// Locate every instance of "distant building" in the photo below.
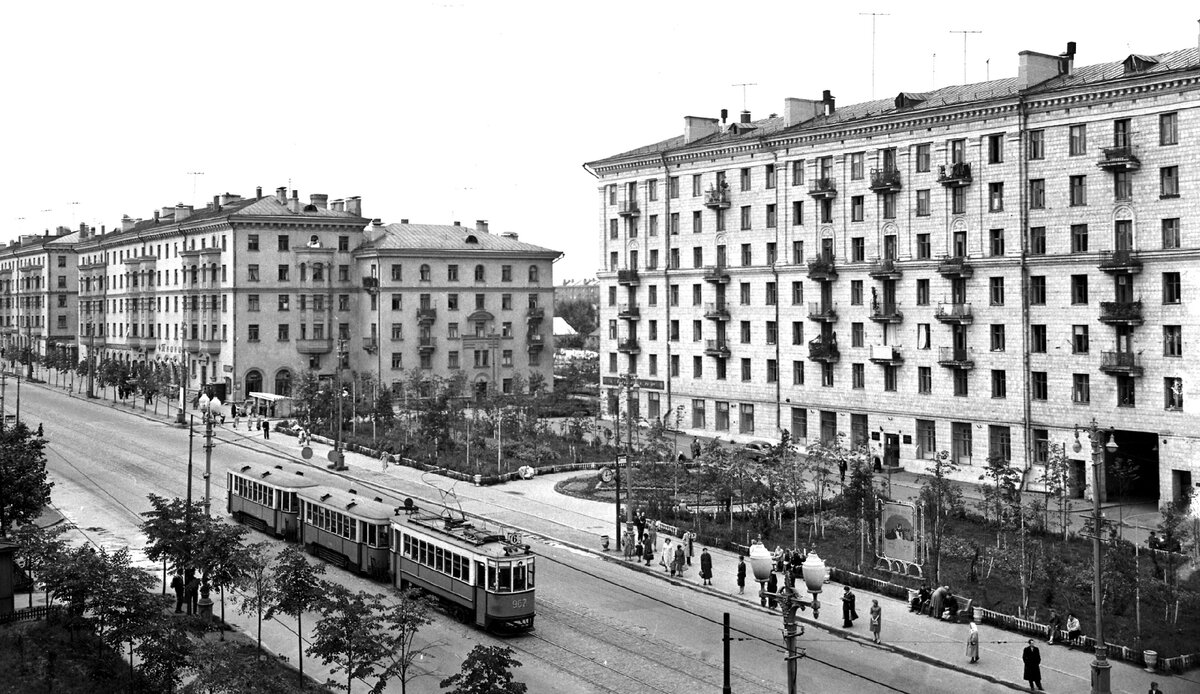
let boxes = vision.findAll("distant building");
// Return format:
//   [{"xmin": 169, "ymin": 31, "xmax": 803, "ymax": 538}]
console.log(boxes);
[
  {"xmin": 585, "ymin": 41, "xmax": 1200, "ymax": 508},
  {"xmin": 0, "ymin": 226, "xmax": 81, "ymax": 364}
]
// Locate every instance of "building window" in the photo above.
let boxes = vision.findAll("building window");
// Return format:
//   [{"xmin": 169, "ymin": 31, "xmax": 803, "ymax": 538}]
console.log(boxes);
[
  {"xmin": 1030, "ymin": 324, "xmax": 1047, "ymax": 352},
  {"xmin": 1029, "ymin": 179, "xmax": 1045, "ymax": 209},
  {"xmin": 1160, "ymin": 112, "xmax": 1178, "ymax": 146},
  {"xmin": 278, "ymin": 235, "xmax": 290, "ymax": 251},
  {"xmin": 765, "ymin": 164, "xmax": 776, "ymax": 189},
  {"xmin": 916, "ymin": 419, "xmax": 936, "ymax": 458},
  {"xmin": 1028, "ymin": 129, "xmax": 1044, "ymax": 160},
  {"xmin": 766, "ymin": 359, "xmax": 778, "ymax": 383},
  {"xmin": 792, "ymin": 360, "xmax": 804, "ymax": 385},
  {"xmin": 248, "ymin": 324, "xmax": 259, "ymax": 342},
  {"xmin": 883, "ymin": 365, "xmax": 897, "ymax": 392},
  {"xmin": 851, "ymin": 322, "xmax": 864, "ymax": 348},
  {"xmin": 1118, "ymin": 375, "xmax": 1136, "ymax": 408},
  {"xmin": 739, "ymin": 283, "xmax": 750, "ymax": 305},
  {"xmin": 916, "ymin": 278, "xmax": 929, "ymax": 306},
  {"xmin": 850, "ymin": 280, "xmax": 863, "ymax": 305},
  {"xmin": 420, "ymin": 264, "xmax": 431, "ymax": 281},
  {"xmin": 741, "ymin": 358, "xmax": 751, "ymax": 381},
  {"xmin": 989, "ymin": 277, "xmax": 1004, "ymax": 306},
  {"xmin": 693, "ymin": 210, "xmax": 702, "ymax": 233},
  {"xmin": 850, "ymin": 153, "xmax": 864, "ymax": 180},
  {"xmin": 692, "ymin": 175, "xmax": 702, "ymax": 197},
  {"xmin": 916, "ymin": 189, "xmax": 931, "ymax": 217},
  {"xmin": 951, "ymin": 186, "xmax": 966, "ymax": 215},
  {"xmin": 1162, "ymin": 218, "xmax": 1181, "ymax": 249},
  {"xmin": 989, "ymin": 229, "xmax": 1005, "ymax": 256},
  {"xmin": 1031, "ymin": 371, "xmax": 1048, "ymax": 401},
  {"xmin": 1073, "ymin": 324, "xmax": 1089, "ymax": 353},
  {"xmin": 1165, "ymin": 377, "xmax": 1184, "ymax": 411},
  {"xmin": 1029, "ymin": 276, "xmax": 1046, "ymax": 305},
  {"xmin": 740, "ymin": 168, "xmax": 751, "ymax": 191},
  {"xmin": 1160, "ymin": 166, "xmax": 1180, "ymax": 198},
  {"xmin": 882, "ymin": 192, "xmax": 896, "ymax": 219},
  {"xmin": 1071, "ymin": 275, "xmax": 1088, "ymax": 305},
  {"xmin": 1163, "ymin": 272, "xmax": 1182, "ymax": 304},
  {"xmin": 990, "ymin": 324, "xmax": 1005, "ymax": 351},
  {"xmin": 821, "ymin": 363, "xmax": 834, "ymax": 387},
  {"xmin": 915, "ymin": 144, "xmax": 931, "ymax": 172},
  {"xmin": 917, "ymin": 366, "xmax": 932, "ymax": 395},
  {"xmin": 791, "ymin": 159, "xmax": 805, "ymax": 185},
  {"xmin": 1114, "ymin": 170, "xmax": 1132, "ymax": 201},
  {"xmin": 278, "ymin": 324, "xmax": 289, "ymax": 341},
  {"xmin": 852, "ymin": 363, "xmax": 865, "ymax": 389},
  {"xmin": 1164, "ymin": 325, "xmax": 1182, "ymax": 357},
  {"xmin": 988, "ymin": 182, "xmax": 1004, "ymax": 211},
  {"xmin": 1069, "ymin": 175, "xmax": 1087, "ymax": 206},
  {"xmin": 1073, "ymin": 374, "xmax": 1090, "ymax": 404},
  {"xmin": 953, "ymin": 369, "xmax": 969, "ymax": 397},
  {"xmin": 792, "ymin": 200, "xmax": 804, "ymax": 226},
  {"xmin": 1069, "ymin": 224, "xmax": 1088, "ymax": 253},
  {"xmin": 739, "ymin": 403, "xmax": 755, "ymax": 435},
  {"xmin": 766, "ymin": 204, "xmax": 777, "ymax": 228},
  {"xmin": 989, "ymin": 425, "xmax": 1012, "ymax": 462},
  {"xmin": 1069, "ymin": 124, "xmax": 1087, "ymax": 155},
  {"xmin": 987, "ymin": 133, "xmax": 1004, "ymax": 163},
  {"xmin": 916, "ymin": 323, "xmax": 930, "ymax": 350},
  {"xmin": 850, "ymin": 195, "xmax": 864, "ymax": 222},
  {"xmin": 247, "ymin": 265, "xmax": 259, "ymax": 282},
  {"xmin": 741, "ymin": 244, "xmax": 752, "ymax": 266},
  {"xmin": 1029, "ymin": 226, "xmax": 1046, "ymax": 255},
  {"xmin": 916, "ymin": 233, "xmax": 930, "ymax": 259}
]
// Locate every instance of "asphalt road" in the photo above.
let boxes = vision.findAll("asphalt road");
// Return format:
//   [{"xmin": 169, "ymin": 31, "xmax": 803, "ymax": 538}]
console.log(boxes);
[{"xmin": 27, "ymin": 382, "xmax": 1001, "ymax": 693}]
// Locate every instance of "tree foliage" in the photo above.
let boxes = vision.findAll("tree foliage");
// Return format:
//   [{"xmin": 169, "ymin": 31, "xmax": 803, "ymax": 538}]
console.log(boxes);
[
  {"xmin": 0, "ymin": 421, "xmax": 53, "ymax": 536},
  {"xmin": 268, "ymin": 546, "xmax": 328, "ymax": 685},
  {"xmin": 919, "ymin": 451, "xmax": 964, "ymax": 585},
  {"xmin": 140, "ymin": 493, "xmax": 208, "ymax": 574},
  {"xmin": 307, "ymin": 585, "xmax": 388, "ymax": 694},
  {"xmin": 371, "ymin": 588, "xmax": 437, "ymax": 694},
  {"xmin": 439, "ymin": 644, "xmax": 527, "ymax": 694},
  {"xmin": 235, "ymin": 542, "xmax": 277, "ymax": 653}
]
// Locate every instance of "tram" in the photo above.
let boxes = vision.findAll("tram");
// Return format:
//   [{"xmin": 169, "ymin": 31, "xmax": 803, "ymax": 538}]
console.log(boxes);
[{"xmin": 227, "ymin": 462, "xmax": 329, "ymax": 539}]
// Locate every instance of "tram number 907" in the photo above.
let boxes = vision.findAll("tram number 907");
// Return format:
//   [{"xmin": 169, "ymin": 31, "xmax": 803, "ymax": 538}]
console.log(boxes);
[{"xmin": 511, "ymin": 597, "xmax": 528, "ymax": 610}]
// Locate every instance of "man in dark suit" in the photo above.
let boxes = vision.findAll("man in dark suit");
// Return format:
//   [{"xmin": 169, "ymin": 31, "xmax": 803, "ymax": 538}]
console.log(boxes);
[
  {"xmin": 1022, "ymin": 639, "xmax": 1044, "ymax": 691},
  {"xmin": 842, "ymin": 586, "xmax": 858, "ymax": 627}
]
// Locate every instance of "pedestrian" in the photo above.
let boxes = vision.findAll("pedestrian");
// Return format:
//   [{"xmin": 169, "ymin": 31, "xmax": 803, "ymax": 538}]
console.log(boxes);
[
  {"xmin": 646, "ymin": 521, "xmax": 657, "ymax": 553},
  {"xmin": 170, "ymin": 573, "xmax": 185, "ymax": 613},
  {"xmin": 912, "ymin": 584, "xmax": 932, "ymax": 613},
  {"xmin": 736, "ymin": 555, "xmax": 746, "ymax": 594},
  {"xmin": 661, "ymin": 538, "xmax": 673, "ymax": 573},
  {"xmin": 262, "ymin": 419, "xmax": 270, "ymax": 439},
  {"xmin": 684, "ymin": 530, "xmax": 695, "ymax": 566},
  {"xmin": 700, "ymin": 548, "xmax": 713, "ymax": 586},
  {"xmin": 623, "ymin": 529, "xmax": 635, "ymax": 560},
  {"xmin": 232, "ymin": 406, "xmax": 240, "ymax": 429},
  {"xmin": 1046, "ymin": 609, "xmax": 1062, "ymax": 644},
  {"xmin": 869, "ymin": 599, "xmax": 882, "ymax": 643},
  {"xmin": 184, "ymin": 570, "xmax": 201, "ymax": 615},
  {"xmin": 766, "ymin": 570, "xmax": 778, "ymax": 609},
  {"xmin": 641, "ymin": 539, "xmax": 653, "ymax": 567},
  {"xmin": 838, "ymin": 459, "xmax": 847, "ymax": 484},
  {"xmin": 930, "ymin": 585, "xmax": 949, "ymax": 620},
  {"xmin": 634, "ymin": 512, "xmax": 646, "ymax": 543},
  {"xmin": 1065, "ymin": 613, "xmax": 1081, "ymax": 648},
  {"xmin": 842, "ymin": 586, "xmax": 858, "ymax": 627},
  {"xmin": 673, "ymin": 542, "xmax": 686, "ymax": 576},
  {"xmin": 1022, "ymin": 639, "xmax": 1044, "ymax": 691},
  {"xmin": 967, "ymin": 622, "xmax": 980, "ymax": 663},
  {"xmin": 1149, "ymin": 682, "xmax": 1164, "ymax": 694}
]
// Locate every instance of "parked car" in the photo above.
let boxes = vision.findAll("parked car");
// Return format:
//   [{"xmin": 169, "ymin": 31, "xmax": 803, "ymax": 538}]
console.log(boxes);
[{"xmin": 741, "ymin": 441, "xmax": 773, "ymax": 461}]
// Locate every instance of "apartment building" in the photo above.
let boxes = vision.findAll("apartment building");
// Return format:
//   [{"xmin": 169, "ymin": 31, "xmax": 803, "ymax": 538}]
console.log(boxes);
[
  {"xmin": 585, "ymin": 42, "xmax": 1200, "ymax": 508},
  {"xmin": 6, "ymin": 187, "xmax": 559, "ymax": 405}
]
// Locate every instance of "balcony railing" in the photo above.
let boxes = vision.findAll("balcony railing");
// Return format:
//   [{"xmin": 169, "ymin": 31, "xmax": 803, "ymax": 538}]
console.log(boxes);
[
  {"xmin": 362, "ymin": 337, "xmax": 378, "ymax": 353},
  {"xmin": 808, "ymin": 335, "xmax": 839, "ymax": 362},
  {"xmin": 937, "ymin": 162, "xmax": 972, "ymax": 187},
  {"xmin": 703, "ymin": 302, "xmax": 730, "ymax": 320},
  {"xmin": 1099, "ymin": 301, "xmax": 1143, "ymax": 325},
  {"xmin": 1099, "ymin": 351, "xmax": 1144, "ymax": 376},
  {"xmin": 527, "ymin": 333, "xmax": 545, "ymax": 350},
  {"xmin": 807, "ymin": 302, "xmax": 837, "ymax": 322},
  {"xmin": 416, "ymin": 307, "xmax": 437, "ymax": 323},
  {"xmin": 296, "ymin": 338, "xmax": 333, "ymax": 355},
  {"xmin": 618, "ymin": 200, "xmax": 640, "ymax": 217},
  {"xmin": 617, "ymin": 269, "xmax": 640, "ymax": 286},
  {"xmin": 199, "ymin": 339, "xmax": 222, "ymax": 355},
  {"xmin": 703, "ymin": 188, "xmax": 731, "ymax": 209},
  {"xmin": 869, "ymin": 300, "xmax": 903, "ymax": 323},
  {"xmin": 703, "ymin": 265, "xmax": 731, "ymax": 283},
  {"xmin": 869, "ymin": 344, "xmax": 903, "ymax": 364},
  {"xmin": 526, "ymin": 306, "xmax": 545, "ymax": 321},
  {"xmin": 704, "ymin": 339, "xmax": 730, "ymax": 357},
  {"xmin": 617, "ymin": 303, "xmax": 640, "ymax": 319},
  {"xmin": 418, "ymin": 337, "xmax": 437, "ymax": 352},
  {"xmin": 806, "ymin": 255, "xmax": 837, "ymax": 281},
  {"xmin": 362, "ymin": 277, "xmax": 379, "ymax": 292},
  {"xmin": 936, "ymin": 255, "xmax": 974, "ymax": 277},
  {"xmin": 868, "ymin": 258, "xmax": 902, "ymax": 279},
  {"xmin": 935, "ymin": 302, "xmax": 973, "ymax": 324},
  {"xmin": 937, "ymin": 347, "xmax": 974, "ymax": 369},
  {"xmin": 808, "ymin": 177, "xmax": 838, "ymax": 199},
  {"xmin": 1098, "ymin": 250, "xmax": 1142, "ymax": 274},
  {"xmin": 617, "ymin": 338, "xmax": 640, "ymax": 353},
  {"xmin": 1097, "ymin": 145, "xmax": 1141, "ymax": 172},
  {"xmin": 869, "ymin": 168, "xmax": 902, "ymax": 193}
]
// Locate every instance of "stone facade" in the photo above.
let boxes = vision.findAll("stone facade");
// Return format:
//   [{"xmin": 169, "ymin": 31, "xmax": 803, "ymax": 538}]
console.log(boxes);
[{"xmin": 585, "ymin": 44, "xmax": 1200, "ymax": 508}]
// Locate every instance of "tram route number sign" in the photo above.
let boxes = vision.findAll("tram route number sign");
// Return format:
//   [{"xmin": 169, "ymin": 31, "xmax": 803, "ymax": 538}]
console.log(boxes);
[
  {"xmin": 506, "ymin": 531, "xmax": 523, "ymax": 546},
  {"xmin": 511, "ymin": 597, "xmax": 529, "ymax": 609}
]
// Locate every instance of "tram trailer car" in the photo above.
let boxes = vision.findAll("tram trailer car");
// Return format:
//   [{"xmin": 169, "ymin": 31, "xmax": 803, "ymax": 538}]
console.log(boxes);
[
  {"xmin": 227, "ymin": 462, "xmax": 329, "ymax": 540},
  {"xmin": 392, "ymin": 506, "xmax": 534, "ymax": 632},
  {"xmin": 297, "ymin": 488, "xmax": 394, "ymax": 579}
]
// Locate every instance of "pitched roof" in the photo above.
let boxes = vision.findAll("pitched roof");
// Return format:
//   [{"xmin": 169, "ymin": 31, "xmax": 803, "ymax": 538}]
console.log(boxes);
[
  {"xmin": 108, "ymin": 195, "xmax": 366, "ymax": 240},
  {"xmin": 368, "ymin": 223, "xmax": 561, "ymax": 257}
]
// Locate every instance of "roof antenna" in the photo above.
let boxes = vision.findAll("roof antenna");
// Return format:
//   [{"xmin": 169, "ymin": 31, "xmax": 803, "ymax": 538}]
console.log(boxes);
[
  {"xmin": 859, "ymin": 12, "xmax": 890, "ymax": 100},
  {"xmin": 950, "ymin": 30, "xmax": 982, "ymax": 83},
  {"xmin": 732, "ymin": 83, "xmax": 757, "ymax": 112},
  {"xmin": 932, "ymin": 52, "xmax": 937, "ymax": 90},
  {"xmin": 187, "ymin": 171, "xmax": 204, "ymax": 208}
]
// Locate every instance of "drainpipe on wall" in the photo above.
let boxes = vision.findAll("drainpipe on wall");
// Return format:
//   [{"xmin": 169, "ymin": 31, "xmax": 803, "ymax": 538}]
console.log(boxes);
[
  {"xmin": 770, "ymin": 148, "xmax": 782, "ymax": 436},
  {"xmin": 661, "ymin": 154, "xmax": 673, "ymax": 428},
  {"xmin": 1017, "ymin": 95, "xmax": 1034, "ymax": 491}
]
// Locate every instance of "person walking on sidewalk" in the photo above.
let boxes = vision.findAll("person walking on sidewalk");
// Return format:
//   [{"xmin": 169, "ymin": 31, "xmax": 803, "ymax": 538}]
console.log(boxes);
[
  {"xmin": 699, "ymin": 548, "xmax": 713, "ymax": 586},
  {"xmin": 646, "ymin": 521, "xmax": 657, "ymax": 554},
  {"xmin": 736, "ymin": 555, "xmax": 746, "ymax": 594},
  {"xmin": 869, "ymin": 599, "xmax": 882, "ymax": 643},
  {"xmin": 673, "ymin": 542, "xmax": 686, "ymax": 576},
  {"xmin": 842, "ymin": 586, "xmax": 858, "ymax": 627},
  {"xmin": 1022, "ymin": 639, "xmax": 1044, "ymax": 691},
  {"xmin": 634, "ymin": 511, "xmax": 646, "ymax": 543},
  {"xmin": 966, "ymin": 622, "xmax": 980, "ymax": 663},
  {"xmin": 683, "ymin": 530, "xmax": 695, "ymax": 566},
  {"xmin": 661, "ymin": 538, "xmax": 673, "ymax": 574},
  {"xmin": 641, "ymin": 539, "xmax": 653, "ymax": 567},
  {"xmin": 766, "ymin": 571, "xmax": 778, "ymax": 609},
  {"xmin": 623, "ymin": 529, "xmax": 635, "ymax": 560}
]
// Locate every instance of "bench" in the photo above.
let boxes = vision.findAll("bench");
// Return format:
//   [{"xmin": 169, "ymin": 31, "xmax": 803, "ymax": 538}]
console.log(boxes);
[{"xmin": 955, "ymin": 598, "xmax": 975, "ymax": 623}]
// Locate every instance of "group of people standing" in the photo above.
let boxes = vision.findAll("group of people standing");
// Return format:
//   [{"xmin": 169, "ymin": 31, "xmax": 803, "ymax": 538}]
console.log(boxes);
[
  {"xmin": 621, "ymin": 510, "xmax": 713, "ymax": 585},
  {"xmin": 169, "ymin": 570, "xmax": 201, "ymax": 615}
]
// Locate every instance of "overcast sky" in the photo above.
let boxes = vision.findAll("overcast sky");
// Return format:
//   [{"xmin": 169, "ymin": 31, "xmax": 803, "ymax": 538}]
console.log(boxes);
[{"xmin": 3, "ymin": 1, "xmax": 1197, "ymax": 281}]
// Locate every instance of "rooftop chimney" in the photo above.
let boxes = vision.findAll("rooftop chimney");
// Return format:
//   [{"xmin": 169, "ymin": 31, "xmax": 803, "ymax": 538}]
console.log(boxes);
[
  {"xmin": 784, "ymin": 97, "xmax": 822, "ymax": 127},
  {"xmin": 310, "ymin": 193, "xmax": 328, "ymax": 210},
  {"xmin": 501, "ymin": 231, "xmax": 519, "ymax": 240},
  {"xmin": 345, "ymin": 196, "xmax": 362, "ymax": 216},
  {"xmin": 79, "ymin": 223, "xmax": 89, "ymax": 240},
  {"xmin": 822, "ymin": 90, "xmax": 836, "ymax": 116},
  {"xmin": 453, "ymin": 221, "xmax": 461, "ymax": 227},
  {"xmin": 740, "ymin": 110, "xmax": 752, "ymax": 124},
  {"xmin": 720, "ymin": 108, "xmax": 728, "ymax": 124},
  {"xmin": 476, "ymin": 219, "xmax": 489, "ymax": 233},
  {"xmin": 1017, "ymin": 50, "xmax": 1062, "ymax": 89},
  {"xmin": 1059, "ymin": 41, "xmax": 1077, "ymax": 75},
  {"xmin": 219, "ymin": 192, "xmax": 242, "ymax": 205},
  {"xmin": 153, "ymin": 210, "xmax": 160, "ymax": 223},
  {"xmin": 256, "ymin": 186, "xmax": 263, "ymax": 200},
  {"xmin": 400, "ymin": 218, "xmax": 409, "ymax": 224},
  {"xmin": 212, "ymin": 195, "xmax": 221, "ymax": 210},
  {"xmin": 331, "ymin": 199, "xmax": 344, "ymax": 212},
  {"xmin": 288, "ymin": 190, "xmax": 301, "ymax": 213},
  {"xmin": 683, "ymin": 115, "xmax": 720, "ymax": 143},
  {"xmin": 175, "ymin": 203, "xmax": 193, "ymax": 222},
  {"xmin": 275, "ymin": 186, "xmax": 287, "ymax": 204}
]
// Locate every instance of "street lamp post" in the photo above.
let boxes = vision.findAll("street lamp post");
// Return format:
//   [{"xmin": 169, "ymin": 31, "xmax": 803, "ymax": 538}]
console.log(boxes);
[
  {"xmin": 748, "ymin": 540, "xmax": 826, "ymax": 694},
  {"xmin": 1074, "ymin": 418, "xmax": 1118, "ymax": 694},
  {"xmin": 86, "ymin": 319, "xmax": 96, "ymax": 399}
]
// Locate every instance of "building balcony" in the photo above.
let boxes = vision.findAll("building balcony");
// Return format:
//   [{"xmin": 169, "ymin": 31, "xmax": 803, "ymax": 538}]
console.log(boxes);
[
  {"xmin": 936, "ymin": 255, "xmax": 974, "ymax": 278},
  {"xmin": 618, "ymin": 200, "xmax": 640, "ymax": 217},
  {"xmin": 527, "ymin": 333, "xmax": 545, "ymax": 351},
  {"xmin": 297, "ymin": 338, "xmax": 333, "ymax": 355},
  {"xmin": 869, "ymin": 344, "xmax": 903, "ymax": 365},
  {"xmin": 703, "ymin": 265, "xmax": 731, "ymax": 284},
  {"xmin": 807, "ymin": 302, "xmax": 838, "ymax": 322},
  {"xmin": 702, "ymin": 339, "xmax": 729, "ymax": 357},
  {"xmin": 418, "ymin": 337, "xmax": 437, "ymax": 354},
  {"xmin": 808, "ymin": 177, "xmax": 837, "ymax": 199},
  {"xmin": 416, "ymin": 307, "xmax": 437, "ymax": 324},
  {"xmin": 617, "ymin": 338, "xmax": 640, "ymax": 354},
  {"xmin": 526, "ymin": 306, "xmax": 545, "ymax": 322},
  {"xmin": 362, "ymin": 276, "xmax": 379, "ymax": 293},
  {"xmin": 808, "ymin": 335, "xmax": 839, "ymax": 363},
  {"xmin": 934, "ymin": 302, "xmax": 973, "ymax": 324},
  {"xmin": 869, "ymin": 168, "xmax": 902, "ymax": 193},
  {"xmin": 1099, "ymin": 351, "xmax": 1143, "ymax": 377},
  {"xmin": 617, "ymin": 303, "xmax": 640, "ymax": 320},
  {"xmin": 199, "ymin": 339, "xmax": 222, "ymax": 355},
  {"xmin": 937, "ymin": 162, "xmax": 972, "ymax": 187},
  {"xmin": 363, "ymin": 337, "xmax": 378, "ymax": 353},
  {"xmin": 703, "ymin": 302, "xmax": 730, "ymax": 320},
  {"xmin": 806, "ymin": 255, "xmax": 837, "ymax": 281},
  {"xmin": 703, "ymin": 188, "xmax": 731, "ymax": 210},
  {"xmin": 1098, "ymin": 250, "xmax": 1142, "ymax": 275},
  {"xmin": 182, "ymin": 338, "xmax": 200, "ymax": 353},
  {"xmin": 869, "ymin": 301, "xmax": 903, "ymax": 323},
  {"xmin": 617, "ymin": 269, "xmax": 640, "ymax": 286},
  {"xmin": 126, "ymin": 335, "xmax": 146, "ymax": 350},
  {"xmin": 937, "ymin": 347, "xmax": 975, "ymax": 369},
  {"xmin": 1097, "ymin": 146, "xmax": 1141, "ymax": 172},
  {"xmin": 868, "ymin": 258, "xmax": 902, "ymax": 280},
  {"xmin": 1099, "ymin": 301, "xmax": 1143, "ymax": 325}
]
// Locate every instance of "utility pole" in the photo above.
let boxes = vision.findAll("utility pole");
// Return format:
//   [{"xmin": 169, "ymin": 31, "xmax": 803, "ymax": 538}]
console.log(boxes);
[
  {"xmin": 334, "ymin": 339, "xmax": 347, "ymax": 470},
  {"xmin": 0, "ymin": 372, "xmax": 6, "ymax": 431},
  {"xmin": 950, "ymin": 30, "xmax": 982, "ymax": 84},
  {"xmin": 722, "ymin": 612, "xmax": 732, "ymax": 694},
  {"xmin": 185, "ymin": 415, "xmax": 195, "ymax": 575},
  {"xmin": 86, "ymin": 320, "xmax": 96, "ymax": 399},
  {"xmin": 859, "ymin": 12, "xmax": 890, "ymax": 100}
]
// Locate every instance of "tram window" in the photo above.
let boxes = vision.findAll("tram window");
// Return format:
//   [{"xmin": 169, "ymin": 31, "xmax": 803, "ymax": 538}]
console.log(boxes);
[
  {"xmin": 488, "ymin": 565, "xmax": 496, "ymax": 590},
  {"xmin": 498, "ymin": 564, "xmax": 512, "ymax": 592},
  {"xmin": 512, "ymin": 562, "xmax": 526, "ymax": 591},
  {"xmin": 476, "ymin": 562, "xmax": 485, "ymax": 587},
  {"xmin": 527, "ymin": 562, "xmax": 534, "ymax": 588},
  {"xmin": 380, "ymin": 525, "xmax": 390, "ymax": 549},
  {"xmin": 419, "ymin": 541, "xmax": 427, "ymax": 565},
  {"xmin": 367, "ymin": 525, "xmax": 376, "ymax": 547}
]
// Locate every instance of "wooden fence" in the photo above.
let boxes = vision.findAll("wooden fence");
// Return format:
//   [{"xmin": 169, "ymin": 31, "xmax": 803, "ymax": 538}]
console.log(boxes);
[{"xmin": 0, "ymin": 605, "xmax": 60, "ymax": 625}]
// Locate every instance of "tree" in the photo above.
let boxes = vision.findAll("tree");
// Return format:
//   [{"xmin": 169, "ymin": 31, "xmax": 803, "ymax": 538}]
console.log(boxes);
[
  {"xmin": 918, "ymin": 451, "xmax": 963, "ymax": 585},
  {"xmin": 1041, "ymin": 443, "xmax": 1072, "ymax": 541},
  {"xmin": 802, "ymin": 438, "xmax": 840, "ymax": 540},
  {"xmin": 840, "ymin": 441, "xmax": 880, "ymax": 570},
  {"xmin": 373, "ymin": 386, "xmax": 395, "ymax": 428},
  {"xmin": 186, "ymin": 640, "xmax": 301, "ymax": 694},
  {"xmin": 766, "ymin": 431, "xmax": 809, "ymax": 547},
  {"xmin": 1108, "ymin": 456, "xmax": 1140, "ymax": 540},
  {"xmin": 136, "ymin": 619, "xmax": 193, "ymax": 693},
  {"xmin": 194, "ymin": 521, "xmax": 253, "ymax": 636},
  {"xmin": 371, "ymin": 588, "xmax": 437, "ymax": 694},
  {"xmin": 141, "ymin": 494, "xmax": 207, "ymax": 575},
  {"xmin": 0, "ymin": 422, "xmax": 53, "ymax": 536},
  {"xmin": 307, "ymin": 585, "xmax": 388, "ymax": 693},
  {"xmin": 268, "ymin": 546, "xmax": 327, "ymax": 685},
  {"xmin": 11, "ymin": 521, "xmax": 67, "ymax": 608},
  {"xmin": 977, "ymin": 454, "xmax": 1021, "ymax": 549},
  {"xmin": 440, "ymin": 644, "xmax": 527, "ymax": 694},
  {"xmin": 235, "ymin": 542, "xmax": 277, "ymax": 653},
  {"xmin": 90, "ymin": 547, "xmax": 158, "ymax": 657}
]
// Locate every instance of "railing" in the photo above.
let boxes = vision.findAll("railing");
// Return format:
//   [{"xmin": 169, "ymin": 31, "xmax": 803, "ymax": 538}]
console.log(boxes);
[
  {"xmin": 618, "ymin": 200, "xmax": 640, "ymax": 216},
  {"xmin": 0, "ymin": 605, "xmax": 61, "ymax": 625},
  {"xmin": 869, "ymin": 344, "xmax": 901, "ymax": 362},
  {"xmin": 1099, "ymin": 300, "xmax": 1143, "ymax": 323},
  {"xmin": 807, "ymin": 302, "xmax": 837, "ymax": 320},
  {"xmin": 937, "ymin": 161, "xmax": 972, "ymax": 185},
  {"xmin": 808, "ymin": 177, "xmax": 837, "ymax": 197},
  {"xmin": 416, "ymin": 307, "xmax": 437, "ymax": 322},
  {"xmin": 362, "ymin": 337, "xmax": 378, "ymax": 352},
  {"xmin": 618, "ymin": 338, "xmax": 640, "ymax": 352},
  {"xmin": 617, "ymin": 303, "xmax": 639, "ymax": 318},
  {"xmin": 362, "ymin": 277, "xmax": 379, "ymax": 290},
  {"xmin": 526, "ymin": 306, "xmax": 545, "ymax": 320},
  {"xmin": 418, "ymin": 337, "xmax": 437, "ymax": 350},
  {"xmin": 1098, "ymin": 249, "xmax": 1142, "ymax": 272},
  {"xmin": 869, "ymin": 167, "xmax": 902, "ymax": 191},
  {"xmin": 617, "ymin": 269, "xmax": 640, "ymax": 285},
  {"xmin": 937, "ymin": 346, "xmax": 973, "ymax": 365},
  {"xmin": 806, "ymin": 255, "xmax": 836, "ymax": 279},
  {"xmin": 704, "ymin": 339, "xmax": 730, "ymax": 355},
  {"xmin": 808, "ymin": 336, "xmax": 839, "ymax": 361},
  {"xmin": 1098, "ymin": 145, "xmax": 1140, "ymax": 170},
  {"xmin": 936, "ymin": 255, "xmax": 972, "ymax": 275},
  {"xmin": 935, "ymin": 302, "xmax": 972, "ymax": 321},
  {"xmin": 527, "ymin": 333, "xmax": 545, "ymax": 347},
  {"xmin": 703, "ymin": 302, "xmax": 730, "ymax": 318},
  {"xmin": 703, "ymin": 188, "xmax": 731, "ymax": 208},
  {"xmin": 869, "ymin": 258, "xmax": 901, "ymax": 277},
  {"xmin": 870, "ymin": 300, "xmax": 902, "ymax": 321},
  {"xmin": 1100, "ymin": 351, "xmax": 1143, "ymax": 375},
  {"xmin": 703, "ymin": 264, "xmax": 731, "ymax": 282}
]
